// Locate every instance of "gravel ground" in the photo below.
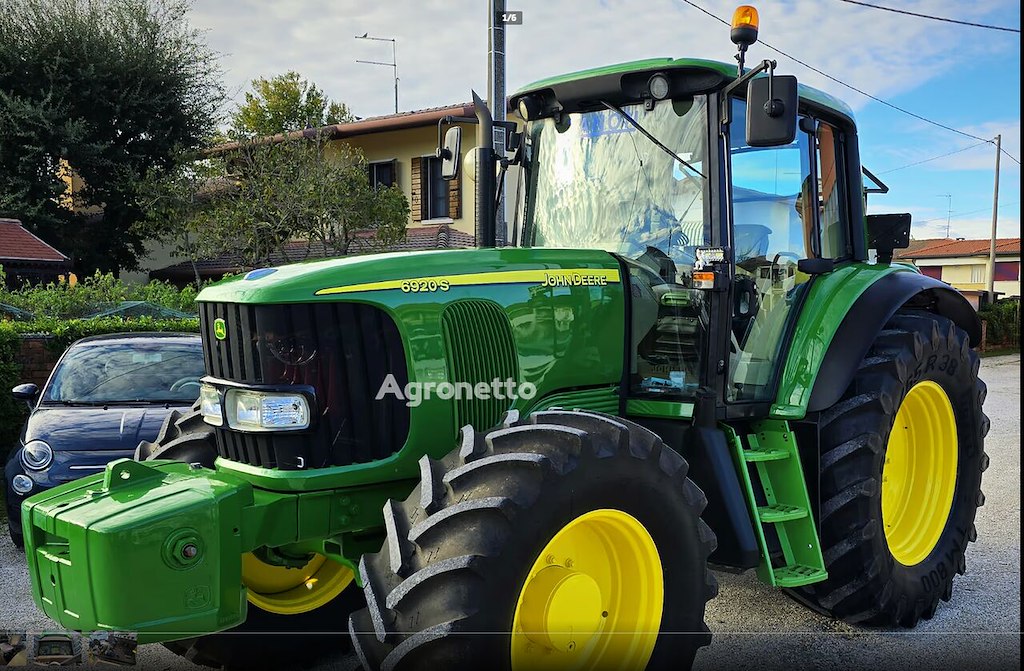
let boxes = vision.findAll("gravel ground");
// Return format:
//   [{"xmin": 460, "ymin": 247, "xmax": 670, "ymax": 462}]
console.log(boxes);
[{"xmin": 1, "ymin": 354, "xmax": 1018, "ymax": 670}]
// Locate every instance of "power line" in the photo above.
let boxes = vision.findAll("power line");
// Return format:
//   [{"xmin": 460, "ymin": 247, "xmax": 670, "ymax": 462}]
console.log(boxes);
[
  {"xmin": 837, "ymin": 1, "xmax": 1021, "ymax": 34},
  {"xmin": 880, "ymin": 142, "xmax": 990, "ymax": 174},
  {"xmin": 678, "ymin": 0, "xmax": 1001, "ymax": 145}
]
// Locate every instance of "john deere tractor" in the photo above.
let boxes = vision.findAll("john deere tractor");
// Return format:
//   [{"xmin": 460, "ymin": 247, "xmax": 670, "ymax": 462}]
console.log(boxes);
[{"xmin": 21, "ymin": 7, "xmax": 988, "ymax": 671}]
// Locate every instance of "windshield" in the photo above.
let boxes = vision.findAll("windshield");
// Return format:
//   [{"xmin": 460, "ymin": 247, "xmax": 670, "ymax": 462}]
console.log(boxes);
[
  {"xmin": 44, "ymin": 340, "xmax": 204, "ymax": 404},
  {"xmin": 525, "ymin": 97, "xmax": 712, "ymax": 400},
  {"xmin": 527, "ymin": 96, "xmax": 709, "ymax": 266}
]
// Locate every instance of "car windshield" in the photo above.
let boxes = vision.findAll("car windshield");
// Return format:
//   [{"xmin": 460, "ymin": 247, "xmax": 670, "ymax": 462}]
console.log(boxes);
[
  {"xmin": 527, "ymin": 96, "xmax": 709, "ymax": 265},
  {"xmin": 43, "ymin": 340, "xmax": 204, "ymax": 404}
]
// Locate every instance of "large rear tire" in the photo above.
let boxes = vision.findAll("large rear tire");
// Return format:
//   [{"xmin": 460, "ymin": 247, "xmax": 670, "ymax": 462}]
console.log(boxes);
[
  {"xmin": 791, "ymin": 310, "xmax": 989, "ymax": 626},
  {"xmin": 350, "ymin": 410, "xmax": 718, "ymax": 671},
  {"xmin": 139, "ymin": 408, "xmax": 364, "ymax": 670}
]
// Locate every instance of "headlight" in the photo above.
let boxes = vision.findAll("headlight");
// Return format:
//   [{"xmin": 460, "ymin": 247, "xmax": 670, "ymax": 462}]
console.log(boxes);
[
  {"xmin": 199, "ymin": 384, "xmax": 223, "ymax": 426},
  {"xmin": 12, "ymin": 474, "xmax": 34, "ymax": 495},
  {"xmin": 21, "ymin": 440, "xmax": 53, "ymax": 471},
  {"xmin": 226, "ymin": 390, "xmax": 310, "ymax": 431}
]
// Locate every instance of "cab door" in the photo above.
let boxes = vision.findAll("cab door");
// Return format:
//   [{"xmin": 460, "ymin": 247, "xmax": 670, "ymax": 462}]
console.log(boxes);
[{"xmin": 724, "ymin": 98, "xmax": 852, "ymax": 405}]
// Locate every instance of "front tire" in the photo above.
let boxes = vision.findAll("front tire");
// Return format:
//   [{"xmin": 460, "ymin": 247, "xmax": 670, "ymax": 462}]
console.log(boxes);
[
  {"xmin": 140, "ymin": 408, "xmax": 364, "ymax": 670},
  {"xmin": 350, "ymin": 410, "xmax": 718, "ymax": 671},
  {"xmin": 792, "ymin": 310, "xmax": 989, "ymax": 626}
]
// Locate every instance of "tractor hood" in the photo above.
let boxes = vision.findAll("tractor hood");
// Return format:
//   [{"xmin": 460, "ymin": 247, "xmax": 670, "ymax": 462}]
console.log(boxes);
[{"xmin": 196, "ymin": 247, "xmax": 624, "ymax": 305}]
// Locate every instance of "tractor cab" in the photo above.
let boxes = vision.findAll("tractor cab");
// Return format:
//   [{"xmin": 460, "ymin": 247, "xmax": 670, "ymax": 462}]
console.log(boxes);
[{"xmin": 498, "ymin": 25, "xmax": 864, "ymax": 416}]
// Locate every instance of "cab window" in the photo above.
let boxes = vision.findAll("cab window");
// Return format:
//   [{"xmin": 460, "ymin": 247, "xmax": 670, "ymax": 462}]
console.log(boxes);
[
  {"xmin": 815, "ymin": 122, "xmax": 850, "ymax": 259},
  {"xmin": 726, "ymin": 98, "xmax": 814, "ymax": 402}
]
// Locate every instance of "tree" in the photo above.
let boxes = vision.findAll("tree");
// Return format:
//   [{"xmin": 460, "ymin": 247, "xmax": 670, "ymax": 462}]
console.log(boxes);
[
  {"xmin": 230, "ymin": 72, "xmax": 353, "ymax": 139},
  {"xmin": 149, "ymin": 136, "xmax": 408, "ymax": 269},
  {"xmin": 0, "ymin": 0, "xmax": 224, "ymax": 275},
  {"xmin": 136, "ymin": 152, "xmax": 226, "ymax": 286}
]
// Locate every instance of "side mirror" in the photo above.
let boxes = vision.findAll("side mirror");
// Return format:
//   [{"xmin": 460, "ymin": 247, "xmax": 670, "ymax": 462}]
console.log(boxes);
[
  {"xmin": 867, "ymin": 213, "xmax": 912, "ymax": 264},
  {"xmin": 746, "ymin": 75, "xmax": 798, "ymax": 147},
  {"xmin": 12, "ymin": 383, "xmax": 39, "ymax": 406},
  {"xmin": 439, "ymin": 126, "xmax": 462, "ymax": 181}
]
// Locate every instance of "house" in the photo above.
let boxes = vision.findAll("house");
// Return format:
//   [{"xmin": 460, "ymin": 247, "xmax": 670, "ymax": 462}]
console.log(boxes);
[
  {"xmin": 0, "ymin": 218, "xmax": 72, "ymax": 287},
  {"xmin": 137, "ymin": 102, "xmax": 511, "ymax": 284},
  {"xmin": 896, "ymin": 237, "xmax": 1021, "ymax": 308}
]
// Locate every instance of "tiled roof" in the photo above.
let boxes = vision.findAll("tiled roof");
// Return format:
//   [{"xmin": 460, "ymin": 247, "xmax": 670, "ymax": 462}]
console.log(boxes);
[
  {"xmin": 150, "ymin": 224, "xmax": 477, "ymax": 281},
  {"xmin": 0, "ymin": 218, "xmax": 70, "ymax": 263},
  {"xmin": 209, "ymin": 103, "xmax": 477, "ymax": 155},
  {"xmin": 897, "ymin": 238, "xmax": 1020, "ymax": 259}
]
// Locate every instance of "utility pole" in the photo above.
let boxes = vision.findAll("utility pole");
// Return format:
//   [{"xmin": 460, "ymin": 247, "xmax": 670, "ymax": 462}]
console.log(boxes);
[
  {"xmin": 488, "ymin": 0, "xmax": 507, "ymax": 245},
  {"xmin": 986, "ymin": 134, "xmax": 1001, "ymax": 302},
  {"xmin": 355, "ymin": 34, "xmax": 399, "ymax": 114}
]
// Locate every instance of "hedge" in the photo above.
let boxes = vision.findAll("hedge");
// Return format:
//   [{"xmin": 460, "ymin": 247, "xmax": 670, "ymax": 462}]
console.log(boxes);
[
  {"xmin": 0, "ymin": 317, "xmax": 200, "ymax": 464},
  {"xmin": 979, "ymin": 298, "xmax": 1021, "ymax": 349}
]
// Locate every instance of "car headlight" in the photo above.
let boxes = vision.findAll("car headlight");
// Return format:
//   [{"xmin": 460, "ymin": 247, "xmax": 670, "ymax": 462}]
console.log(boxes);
[
  {"xmin": 199, "ymin": 383, "xmax": 223, "ymax": 426},
  {"xmin": 21, "ymin": 440, "xmax": 53, "ymax": 471},
  {"xmin": 225, "ymin": 390, "xmax": 310, "ymax": 431},
  {"xmin": 12, "ymin": 474, "xmax": 34, "ymax": 495}
]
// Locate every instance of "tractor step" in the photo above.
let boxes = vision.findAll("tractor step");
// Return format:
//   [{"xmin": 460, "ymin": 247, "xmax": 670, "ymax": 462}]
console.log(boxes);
[
  {"xmin": 723, "ymin": 420, "xmax": 828, "ymax": 589},
  {"xmin": 757, "ymin": 503, "xmax": 807, "ymax": 523},
  {"xmin": 742, "ymin": 445, "xmax": 789, "ymax": 462},
  {"xmin": 773, "ymin": 564, "xmax": 828, "ymax": 587}
]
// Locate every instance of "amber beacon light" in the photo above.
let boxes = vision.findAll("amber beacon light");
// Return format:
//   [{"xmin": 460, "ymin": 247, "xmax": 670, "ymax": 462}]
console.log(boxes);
[{"xmin": 730, "ymin": 5, "xmax": 760, "ymax": 48}]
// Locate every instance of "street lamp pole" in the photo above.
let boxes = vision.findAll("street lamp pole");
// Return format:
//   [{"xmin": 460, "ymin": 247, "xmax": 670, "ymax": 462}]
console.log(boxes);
[{"xmin": 355, "ymin": 34, "xmax": 399, "ymax": 114}]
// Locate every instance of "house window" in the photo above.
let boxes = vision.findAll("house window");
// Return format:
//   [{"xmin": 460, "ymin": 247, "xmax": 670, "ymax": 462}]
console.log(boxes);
[
  {"xmin": 919, "ymin": 265, "xmax": 942, "ymax": 280},
  {"xmin": 368, "ymin": 160, "xmax": 397, "ymax": 189},
  {"xmin": 995, "ymin": 261, "xmax": 1020, "ymax": 281},
  {"xmin": 971, "ymin": 265, "xmax": 986, "ymax": 283},
  {"xmin": 411, "ymin": 155, "xmax": 460, "ymax": 222}
]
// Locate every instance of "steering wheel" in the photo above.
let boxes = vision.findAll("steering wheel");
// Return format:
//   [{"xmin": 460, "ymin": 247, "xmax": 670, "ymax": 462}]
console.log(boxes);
[{"xmin": 169, "ymin": 377, "xmax": 202, "ymax": 393}]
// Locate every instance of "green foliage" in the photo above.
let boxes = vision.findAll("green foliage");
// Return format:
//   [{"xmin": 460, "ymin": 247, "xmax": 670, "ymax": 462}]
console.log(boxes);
[
  {"xmin": 230, "ymin": 71, "xmax": 353, "ymax": 139},
  {"xmin": 979, "ymin": 298, "xmax": 1021, "ymax": 348},
  {"xmin": 148, "ymin": 137, "xmax": 409, "ymax": 268},
  {"xmin": 0, "ymin": 316, "xmax": 199, "ymax": 463},
  {"xmin": 134, "ymin": 156, "xmax": 226, "ymax": 284},
  {"xmin": 0, "ymin": 0, "xmax": 225, "ymax": 275},
  {"xmin": 0, "ymin": 271, "xmax": 201, "ymax": 319}
]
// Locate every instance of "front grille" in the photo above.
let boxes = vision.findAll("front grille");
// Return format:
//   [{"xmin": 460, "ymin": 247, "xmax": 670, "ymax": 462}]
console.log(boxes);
[
  {"xmin": 441, "ymin": 300, "xmax": 518, "ymax": 434},
  {"xmin": 199, "ymin": 301, "xmax": 410, "ymax": 469}
]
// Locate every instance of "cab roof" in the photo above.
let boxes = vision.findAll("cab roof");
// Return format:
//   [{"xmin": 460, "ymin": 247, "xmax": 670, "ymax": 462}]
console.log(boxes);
[{"xmin": 512, "ymin": 57, "xmax": 855, "ymax": 125}]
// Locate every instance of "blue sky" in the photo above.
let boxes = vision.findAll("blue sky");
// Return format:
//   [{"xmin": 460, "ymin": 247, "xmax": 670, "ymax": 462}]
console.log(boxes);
[{"xmin": 190, "ymin": 0, "xmax": 1020, "ymax": 240}]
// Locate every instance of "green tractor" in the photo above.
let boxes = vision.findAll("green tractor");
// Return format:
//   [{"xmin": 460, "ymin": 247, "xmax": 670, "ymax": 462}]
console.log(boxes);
[{"xmin": 22, "ymin": 8, "xmax": 988, "ymax": 671}]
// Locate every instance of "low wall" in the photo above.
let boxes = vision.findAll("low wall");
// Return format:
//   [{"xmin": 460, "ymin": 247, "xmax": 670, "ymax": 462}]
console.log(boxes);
[{"xmin": 15, "ymin": 335, "xmax": 59, "ymax": 388}]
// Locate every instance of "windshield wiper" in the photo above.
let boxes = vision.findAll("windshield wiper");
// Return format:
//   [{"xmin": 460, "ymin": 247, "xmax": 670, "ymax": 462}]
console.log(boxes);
[
  {"xmin": 599, "ymin": 101, "xmax": 706, "ymax": 179},
  {"xmin": 53, "ymin": 400, "xmax": 109, "ymax": 407}
]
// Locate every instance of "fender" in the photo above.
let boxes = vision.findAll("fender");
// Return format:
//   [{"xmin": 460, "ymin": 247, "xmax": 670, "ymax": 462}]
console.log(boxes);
[{"xmin": 806, "ymin": 271, "xmax": 980, "ymax": 412}]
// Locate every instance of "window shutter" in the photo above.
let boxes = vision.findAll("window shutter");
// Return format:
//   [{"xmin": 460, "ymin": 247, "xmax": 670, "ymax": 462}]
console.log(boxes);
[
  {"xmin": 448, "ymin": 172, "xmax": 461, "ymax": 220},
  {"xmin": 411, "ymin": 156, "xmax": 422, "ymax": 222}
]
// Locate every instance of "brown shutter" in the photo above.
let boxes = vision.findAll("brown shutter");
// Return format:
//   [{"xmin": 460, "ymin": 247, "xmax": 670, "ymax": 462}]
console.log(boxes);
[
  {"xmin": 448, "ymin": 172, "xmax": 461, "ymax": 220},
  {"xmin": 411, "ymin": 156, "xmax": 423, "ymax": 222}
]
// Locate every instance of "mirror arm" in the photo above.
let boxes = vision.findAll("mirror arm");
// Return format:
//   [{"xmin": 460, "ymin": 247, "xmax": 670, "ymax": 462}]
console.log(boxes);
[
  {"xmin": 436, "ymin": 115, "xmax": 478, "ymax": 159},
  {"xmin": 721, "ymin": 59, "xmax": 776, "ymax": 125}
]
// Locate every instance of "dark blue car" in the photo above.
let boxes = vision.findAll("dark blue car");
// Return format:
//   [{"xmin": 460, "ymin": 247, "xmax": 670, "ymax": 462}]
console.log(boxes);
[{"xmin": 4, "ymin": 332, "xmax": 204, "ymax": 547}]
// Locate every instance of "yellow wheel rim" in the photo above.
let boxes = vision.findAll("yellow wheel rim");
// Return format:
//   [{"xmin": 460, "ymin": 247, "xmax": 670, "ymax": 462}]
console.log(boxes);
[
  {"xmin": 241, "ymin": 552, "xmax": 354, "ymax": 615},
  {"xmin": 510, "ymin": 509, "xmax": 663, "ymax": 671},
  {"xmin": 881, "ymin": 381, "xmax": 959, "ymax": 566}
]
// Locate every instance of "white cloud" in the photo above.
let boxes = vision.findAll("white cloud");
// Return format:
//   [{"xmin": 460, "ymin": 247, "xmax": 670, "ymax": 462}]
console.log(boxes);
[
  {"xmin": 188, "ymin": 0, "xmax": 1020, "ymax": 119},
  {"xmin": 912, "ymin": 213, "xmax": 1020, "ymax": 240}
]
